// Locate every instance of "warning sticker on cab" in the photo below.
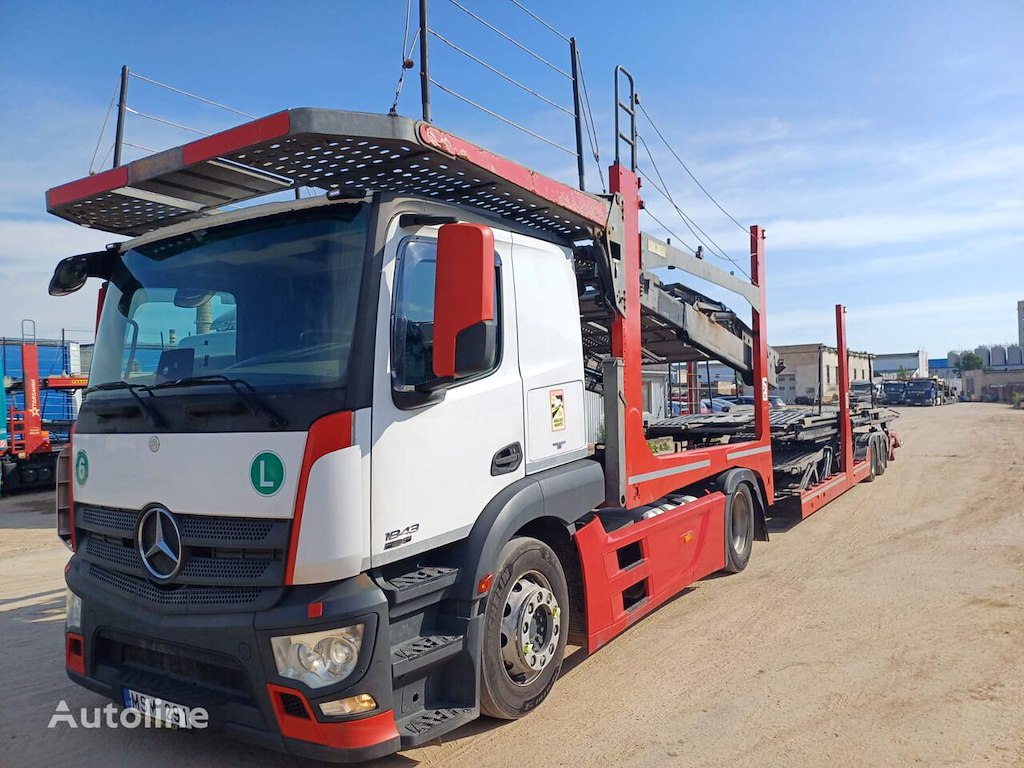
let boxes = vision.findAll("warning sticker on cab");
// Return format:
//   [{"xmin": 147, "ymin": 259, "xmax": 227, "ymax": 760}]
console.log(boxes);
[{"xmin": 550, "ymin": 389, "xmax": 566, "ymax": 432}]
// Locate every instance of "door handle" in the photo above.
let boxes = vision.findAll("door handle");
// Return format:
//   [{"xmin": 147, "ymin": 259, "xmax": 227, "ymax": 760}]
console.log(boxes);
[{"xmin": 491, "ymin": 442, "xmax": 523, "ymax": 476}]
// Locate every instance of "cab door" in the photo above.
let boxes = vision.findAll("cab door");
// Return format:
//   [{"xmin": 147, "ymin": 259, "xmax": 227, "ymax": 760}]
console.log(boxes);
[{"xmin": 369, "ymin": 221, "xmax": 524, "ymax": 563}]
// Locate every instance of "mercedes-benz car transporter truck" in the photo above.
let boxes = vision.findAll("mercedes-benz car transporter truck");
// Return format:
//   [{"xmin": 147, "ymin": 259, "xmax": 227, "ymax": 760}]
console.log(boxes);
[{"xmin": 47, "ymin": 91, "xmax": 898, "ymax": 761}]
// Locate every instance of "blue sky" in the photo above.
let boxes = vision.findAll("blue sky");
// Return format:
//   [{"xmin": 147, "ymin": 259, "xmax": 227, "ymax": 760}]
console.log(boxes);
[{"xmin": 1, "ymin": 0, "xmax": 1022, "ymax": 356}]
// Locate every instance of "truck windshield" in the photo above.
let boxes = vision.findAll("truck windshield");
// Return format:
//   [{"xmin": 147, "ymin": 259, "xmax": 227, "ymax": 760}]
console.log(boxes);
[
  {"xmin": 883, "ymin": 383, "xmax": 903, "ymax": 391},
  {"xmin": 905, "ymin": 381, "xmax": 933, "ymax": 391},
  {"xmin": 90, "ymin": 205, "xmax": 369, "ymax": 392}
]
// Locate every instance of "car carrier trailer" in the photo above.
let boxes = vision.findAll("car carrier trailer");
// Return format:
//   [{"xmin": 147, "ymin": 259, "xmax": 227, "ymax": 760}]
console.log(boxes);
[
  {"xmin": 1, "ymin": 322, "xmax": 88, "ymax": 494},
  {"xmin": 46, "ymin": 81, "xmax": 899, "ymax": 761}
]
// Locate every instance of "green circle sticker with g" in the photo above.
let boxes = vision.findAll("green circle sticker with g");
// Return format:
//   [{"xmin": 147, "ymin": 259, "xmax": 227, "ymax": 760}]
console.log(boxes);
[
  {"xmin": 75, "ymin": 450, "xmax": 89, "ymax": 486},
  {"xmin": 250, "ymin": 451, "xmax": 285, "ymax": 496}
]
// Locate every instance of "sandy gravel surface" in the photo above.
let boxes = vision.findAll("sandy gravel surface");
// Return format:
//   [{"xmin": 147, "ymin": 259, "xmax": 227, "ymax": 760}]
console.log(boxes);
[{"xmin": 1, "ymin": 403, "xmax": 1021, "ymax": 767}]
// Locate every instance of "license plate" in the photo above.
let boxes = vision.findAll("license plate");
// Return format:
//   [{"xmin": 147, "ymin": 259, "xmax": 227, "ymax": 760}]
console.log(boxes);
[{"xmin": 123, "ymin": 688, "xmax": 194, "ymax": 729}]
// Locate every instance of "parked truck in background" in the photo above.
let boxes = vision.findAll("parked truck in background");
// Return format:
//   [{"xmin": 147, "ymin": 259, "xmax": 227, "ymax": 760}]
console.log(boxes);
[
  {"xmin": 850, "ymin": 380, "xmax": 877, "ymax": 406},
  {"xmin": 46, "ymin": 78, "xmax": 899, "ymax": 760},
  {"xmin": 903, "ymin": 377, "xmax": 955, "ymax": 406},
  {"xmin": 881, "ymin": 380, "xmax": 907, "ymax": 406}
]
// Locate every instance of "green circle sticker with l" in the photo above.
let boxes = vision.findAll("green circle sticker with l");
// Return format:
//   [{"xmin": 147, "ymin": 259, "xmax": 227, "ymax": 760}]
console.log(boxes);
[
  {"xmin": 75, "ymin": 450, "xmax": 89, "ymax": 486},
  {"xmin": 250, "ymin": 451, "xmax": 285, "ymax": 497}
]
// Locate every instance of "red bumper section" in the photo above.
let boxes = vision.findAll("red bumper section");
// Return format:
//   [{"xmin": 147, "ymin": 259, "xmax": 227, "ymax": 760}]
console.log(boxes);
[
  {"xmin": 267, "ymin": 684, "xmax": 400, "ymax": 753},
  {"xmin": 65, "ymin": 632, "xmax": 86, "ymax": 675}
]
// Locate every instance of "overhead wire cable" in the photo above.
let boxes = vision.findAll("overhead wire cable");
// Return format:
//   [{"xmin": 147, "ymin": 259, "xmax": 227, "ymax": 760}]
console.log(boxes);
[
  {"xmin": 124, "ymin": 108, "xmax": 210, "ymax": 136},
  {"xmin": 98, "ymin": 141, "xmax": 115, "ymax": 170},
  {"xmin": 636, "ymin": 133, "xmax": 718, "ymax": 253},
  {"xmin": 446, "ymin": 0, "xmax": 571, "ymax": 79},
  {"xmin": 390, "ymin": 0, "xmax": 415, "ymax": 114},
  {"xmin": 129, "ymin": 72, "xmax": 256, "ymax": 118},
  {"xmin": 508, "ymin": 0, "xmax": 570, "ymax": 41},
  {"xmin": 637, "ymin": 135, "xmax": 732, "ymax": 262},
  {"xmin": 575, "ymin": 48, "xmax": 604, "ymax": 192},
  {"xmin": 88, "ymin": 83, "xmax": 119, "ymax": 174},
  {"xmin": 637, "ymin": 162, "xmax": 748, "ymax": 278},
  {"xmin": 637, "ymin": 133, "xmax": 750, "ymax": 279},
  {"xmin": 642, "ymin": 207, "xmax": 696, "ymax": 255},
  {"xmin": 637, "ymin": 101, "xmax": 748, "ymax": 234},
  {"xmin": 122, "ymin": 141, "xmax": 158, "ymax": 153},
  {"xmin": 429, "ymin": 29, "xmax": 574, "ymax": 116},
  {"xmin": 429, "ymin": 79, "xmax": 575, "ymax": 154}
]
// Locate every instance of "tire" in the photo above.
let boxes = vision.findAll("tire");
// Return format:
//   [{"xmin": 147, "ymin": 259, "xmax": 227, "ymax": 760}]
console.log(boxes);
[
  {"xmin": 863, "ymin": 447, "xmax": 877, "ymax": 483},
  {"xmin": 874, "ymin": 435, "xmax": 887, "ymax": 476},
  {"xmin": 480, "ymin": 537, "xmax": 569, "ymax": 720},
  {"xmin": 723, "ymin": 483, "xmax": 755, "ymax": 573}
]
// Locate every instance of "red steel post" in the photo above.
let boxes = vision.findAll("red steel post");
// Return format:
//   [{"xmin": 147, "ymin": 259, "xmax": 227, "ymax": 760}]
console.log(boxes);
[{"xmin": 835, "ymin": 304, "xmax": 853, "ymax": 474}]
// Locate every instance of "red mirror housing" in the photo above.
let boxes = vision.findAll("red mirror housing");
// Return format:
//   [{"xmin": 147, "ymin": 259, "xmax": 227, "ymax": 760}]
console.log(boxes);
[{"xmin": 432, "ymin": 223, "xmax": 495, "ymax": 380}]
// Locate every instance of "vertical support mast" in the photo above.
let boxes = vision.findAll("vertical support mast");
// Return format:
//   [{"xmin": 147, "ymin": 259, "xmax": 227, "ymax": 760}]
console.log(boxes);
[
  {"xmin": 418, "ymin": 0, "xmax": 431, "ymax": 122},
  {"xmin": 608, "ymin": 160, "xmax": 643, "ymax": 506},
  {"xmin": 750, "ymin": 226, "xmax": 769, "ymax": 444},
  {"xmin": 570, "ymin": 37, "xmax": 585, "ymax": 191},
  {"xmin": 113, "ymin": 65, "xmax": 130, "ymax": 168},
  {"xmin": 835, "ymin": 304, "xmax": 853, "ymax": 474}
]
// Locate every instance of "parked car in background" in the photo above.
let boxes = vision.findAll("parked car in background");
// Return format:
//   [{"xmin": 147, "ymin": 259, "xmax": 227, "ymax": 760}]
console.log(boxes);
[
  {"xmin": 700, "ymin": 397, "xmax": 734, "ymax": 413},
  {"xmin": 769, "ymin": 396, "xmax": 787, "ymax": 409}
]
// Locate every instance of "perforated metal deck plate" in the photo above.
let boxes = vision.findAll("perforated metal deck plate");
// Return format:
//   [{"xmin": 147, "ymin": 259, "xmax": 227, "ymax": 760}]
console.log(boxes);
[{"xmin": 46, "ymin": 109, "xmax": 609, "ymax": 239}]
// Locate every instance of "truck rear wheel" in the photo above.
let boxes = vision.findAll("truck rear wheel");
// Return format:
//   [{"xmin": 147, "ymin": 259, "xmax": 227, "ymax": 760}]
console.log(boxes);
[
  {"xmin": 480, "ymin": 537, "xmax": 568, "ymax": 720},
  {"xmin": 723, "ymin": 483, "xmax": 755, "ymax": 573}
]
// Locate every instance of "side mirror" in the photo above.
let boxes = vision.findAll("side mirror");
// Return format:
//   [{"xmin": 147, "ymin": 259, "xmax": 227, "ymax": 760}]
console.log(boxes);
[
  {"xmin": 431, "ymin": 223, "xmax": 496, "ymax": 380},
  {"xmin": 48, "ymin": 250, "xmax": 116, "ymax": 297}
]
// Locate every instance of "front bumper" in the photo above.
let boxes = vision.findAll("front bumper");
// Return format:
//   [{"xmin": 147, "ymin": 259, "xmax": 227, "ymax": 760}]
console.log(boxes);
[{"xmin": 65, "ymin": 556, "xmax": 400, "ymax": 763}]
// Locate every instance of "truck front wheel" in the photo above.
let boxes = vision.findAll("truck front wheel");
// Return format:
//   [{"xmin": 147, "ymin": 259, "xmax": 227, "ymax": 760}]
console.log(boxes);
[{"xmin": 480, "ymin": 537, "xmax": 569, "ymax": 719}]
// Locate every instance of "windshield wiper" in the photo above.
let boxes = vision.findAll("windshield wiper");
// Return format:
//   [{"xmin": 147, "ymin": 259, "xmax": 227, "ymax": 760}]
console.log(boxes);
[
  {"xmin": 150, "ymin": 375, "xmax": 288, "ymax": 428},
  {"xmin": 84, "ymin": 381, "xmax": 165, "ymax": 428}
]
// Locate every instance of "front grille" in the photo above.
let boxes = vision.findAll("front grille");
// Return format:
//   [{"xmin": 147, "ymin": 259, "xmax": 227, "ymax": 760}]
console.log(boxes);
[
  {"xmin": 90, "ymin": 564, "xmax": 266, "ymax": 607},
  {"xmin": 75, "ymin": 504, "xmax": 289, "ymax": 599},
  {"xmin": 95, "ymin": 632, "xmax": 250, "ymax": 696},
  {"xmin": 79, "ymin": 505, "xmax": 279, "ymax": 543},
  {"xmin": 181, "ymin": 517, "xmax": 274, "ymax": 542},
  {"xmin": 85, "ymin": 538, "xmax": 273, "ymax": 582},
  {"xmin": 80, "ymin": 506, "xmax": 135, "ymax": 534}
]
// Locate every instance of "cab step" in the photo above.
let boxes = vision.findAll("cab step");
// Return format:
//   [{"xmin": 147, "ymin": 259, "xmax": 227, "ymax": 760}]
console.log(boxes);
[
  {"xmin": 392, "ymin": 634, "xmax": 464, "ymax": 680},
  {"xmin": 398, "ymin": 705, "xmax": 475, "ymax": 748},
  {"xmin": 380, "ymin": 566, "xmax": 458, "ymax": 604}
]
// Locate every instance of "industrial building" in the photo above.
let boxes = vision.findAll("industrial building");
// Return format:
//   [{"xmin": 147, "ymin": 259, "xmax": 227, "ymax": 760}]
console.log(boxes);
[
  {"xmin": 773, "ymin": 344, "xmax": 873, "ymax": 404},
  {"xmin": 873, "ymin": 350, "xmax": 928, "ymax": 379}
]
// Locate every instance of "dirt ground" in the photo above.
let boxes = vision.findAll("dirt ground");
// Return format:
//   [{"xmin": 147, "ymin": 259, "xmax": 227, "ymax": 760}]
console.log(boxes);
[{"xmin": 1, "ymin": 403, "xmax": 1021, "ymax": 767}]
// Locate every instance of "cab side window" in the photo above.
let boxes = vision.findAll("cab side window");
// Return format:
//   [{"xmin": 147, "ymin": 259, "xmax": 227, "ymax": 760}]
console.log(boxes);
[{"xmin": 392, "ymin": 238, "xmax": 501, "ymax": 390}]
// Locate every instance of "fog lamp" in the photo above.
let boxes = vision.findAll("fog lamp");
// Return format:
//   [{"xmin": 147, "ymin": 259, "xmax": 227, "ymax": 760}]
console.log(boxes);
[{"xmin": 320, "ymin": 694, "xmax": 377, "ymax": 717}]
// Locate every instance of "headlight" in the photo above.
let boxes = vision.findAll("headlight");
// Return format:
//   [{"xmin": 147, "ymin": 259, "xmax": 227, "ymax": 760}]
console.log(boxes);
[
  {"xmin": 66, "ymin": 589, "xmax": 83, "ymax": 631},
  {"xmin": 271, "ymin": 625, "xmax": 364, "ymax": 689}
]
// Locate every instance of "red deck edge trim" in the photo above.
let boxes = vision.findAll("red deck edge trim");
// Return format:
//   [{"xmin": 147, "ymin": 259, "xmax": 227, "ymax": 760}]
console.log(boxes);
[
  {"xmin": 47, "ymin": 166, "xmax": 129, "ymax": 209},
  {"xmin": 267, "ymin": 684, "xmax": 399, "ymax": 749},
  {"xmin": 285, "ymin": 411, "xmax": 353, "ymax": 584},
  {"xmin": 183, "ymin": 110, "xmax": 292, "ymax": 165},
  {"xmin": 418, "ymin": 123, "xmax": 608, "ymax": 226}
]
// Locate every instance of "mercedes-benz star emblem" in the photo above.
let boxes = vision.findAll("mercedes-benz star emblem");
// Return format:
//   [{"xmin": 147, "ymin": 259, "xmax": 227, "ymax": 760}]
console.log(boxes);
[
  {"xmin": 136, "ymin": 506, "xmax": 183, "ymax": 582},
  {"xmin": 149, "ymin": 436, "xmax": 160, "ymax": 453}
]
